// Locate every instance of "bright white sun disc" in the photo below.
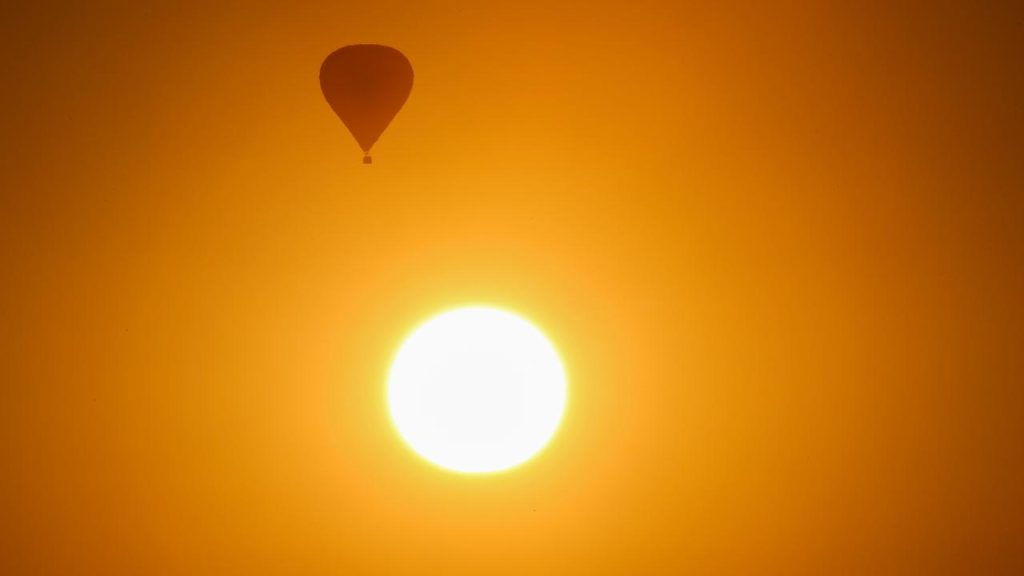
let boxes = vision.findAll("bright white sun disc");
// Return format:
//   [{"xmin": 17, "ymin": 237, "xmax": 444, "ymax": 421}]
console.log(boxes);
[{"xmin": 387, "ymin": 306, "xmax": 567, "ymax": 473}]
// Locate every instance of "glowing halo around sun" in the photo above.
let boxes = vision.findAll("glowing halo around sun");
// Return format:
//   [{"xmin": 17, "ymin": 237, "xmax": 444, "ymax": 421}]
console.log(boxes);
[{"xmin": 387, "ymin": 306, "xmax": 567, "ymax": 474}]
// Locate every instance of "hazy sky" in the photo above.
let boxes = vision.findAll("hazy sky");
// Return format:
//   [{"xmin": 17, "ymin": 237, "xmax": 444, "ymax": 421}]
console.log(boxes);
[{"xmin": 2, "ymin": 1, "xmax": 1022, "ymax": 573}]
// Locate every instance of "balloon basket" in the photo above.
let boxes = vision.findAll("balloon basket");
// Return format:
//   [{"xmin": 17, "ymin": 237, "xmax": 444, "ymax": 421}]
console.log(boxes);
[{"xmin": 362, "ymin": 155, "xmax": 373, "ymax": 165}]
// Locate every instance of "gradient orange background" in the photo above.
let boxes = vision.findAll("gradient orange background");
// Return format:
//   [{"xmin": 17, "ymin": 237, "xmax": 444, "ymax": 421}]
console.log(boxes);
[{"xmin": 3, "ymin": 1, "xmax": 1022, "ymax": 573}]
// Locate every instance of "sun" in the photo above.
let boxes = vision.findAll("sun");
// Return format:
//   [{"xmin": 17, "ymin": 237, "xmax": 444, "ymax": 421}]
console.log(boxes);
[{"xmin": 387, "ymin": 306, "xmax": 567, "ymax": 474}]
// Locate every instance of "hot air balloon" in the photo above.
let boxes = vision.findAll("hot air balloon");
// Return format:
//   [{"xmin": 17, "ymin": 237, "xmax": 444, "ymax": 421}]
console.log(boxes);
[{"xmin": 320, "ymin": 44, "xmax": 413, "ymax": 164}]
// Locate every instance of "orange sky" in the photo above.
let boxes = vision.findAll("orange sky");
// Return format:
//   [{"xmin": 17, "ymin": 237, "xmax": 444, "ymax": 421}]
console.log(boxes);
[{"xmin": 2, "ymin": 1, "xmax": 1022, "ymax": 573}]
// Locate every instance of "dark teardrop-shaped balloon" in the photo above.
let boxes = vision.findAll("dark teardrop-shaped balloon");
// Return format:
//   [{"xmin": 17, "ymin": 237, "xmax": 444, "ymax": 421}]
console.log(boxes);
[{"xmin": 320, "ymin": 44, "xmax": 413, "ymax": 163}]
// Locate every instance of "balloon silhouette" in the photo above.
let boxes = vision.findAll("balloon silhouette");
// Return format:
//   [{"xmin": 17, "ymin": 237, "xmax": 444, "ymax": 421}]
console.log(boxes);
[{"xmin": 320, "ymin": 44, "xmax": 413, "ymax": 164}]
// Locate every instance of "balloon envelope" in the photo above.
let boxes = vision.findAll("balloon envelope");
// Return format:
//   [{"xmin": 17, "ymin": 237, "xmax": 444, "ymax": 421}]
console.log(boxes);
[{"xmin": 320, "ymin": 44, "xmax": 413, "ymax": 163}]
